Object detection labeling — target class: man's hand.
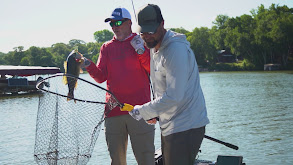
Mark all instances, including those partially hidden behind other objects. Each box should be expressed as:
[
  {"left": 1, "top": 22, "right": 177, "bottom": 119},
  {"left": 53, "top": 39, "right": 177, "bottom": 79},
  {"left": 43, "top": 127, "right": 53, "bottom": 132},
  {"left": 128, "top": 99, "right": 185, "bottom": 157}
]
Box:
[
  {"left": 130, "top": 35, "right": 145, "bottom": 54},
  {"left": 129, "top": 107, "right": 143, "bottom": 121},
  {"left": 75, "top": 52, "right": 91, "bottom": 68},
  {"left": 121, "top": 104, "right": 143, "bottom": 121}
]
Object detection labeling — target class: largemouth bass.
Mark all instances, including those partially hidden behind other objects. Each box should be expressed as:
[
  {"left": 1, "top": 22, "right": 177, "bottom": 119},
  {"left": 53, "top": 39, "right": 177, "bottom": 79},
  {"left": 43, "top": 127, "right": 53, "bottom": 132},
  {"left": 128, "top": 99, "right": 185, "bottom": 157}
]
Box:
[{"left": 63, "top": 50, "right": 83, "bottom": 102}]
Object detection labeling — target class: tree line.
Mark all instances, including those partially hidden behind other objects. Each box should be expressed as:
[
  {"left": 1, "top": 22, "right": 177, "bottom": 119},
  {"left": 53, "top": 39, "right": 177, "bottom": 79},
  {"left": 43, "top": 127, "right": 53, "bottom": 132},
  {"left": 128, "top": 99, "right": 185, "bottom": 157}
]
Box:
[{"left": 0, "top": 4, "right": 292, "bottom": 71}]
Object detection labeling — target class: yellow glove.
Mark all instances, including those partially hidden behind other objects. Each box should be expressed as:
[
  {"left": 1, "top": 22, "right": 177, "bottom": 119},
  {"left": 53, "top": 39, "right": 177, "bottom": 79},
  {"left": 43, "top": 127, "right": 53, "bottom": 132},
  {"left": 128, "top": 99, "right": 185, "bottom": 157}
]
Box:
[{"left": 120, "top": 103, "right": 134, "bottom": 111}]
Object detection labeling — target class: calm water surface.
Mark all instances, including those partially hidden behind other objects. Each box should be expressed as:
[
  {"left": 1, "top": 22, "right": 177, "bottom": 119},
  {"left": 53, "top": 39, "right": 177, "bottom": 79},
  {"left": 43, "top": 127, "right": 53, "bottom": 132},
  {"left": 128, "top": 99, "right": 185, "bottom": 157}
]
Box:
[{"left": 0, "top": 71, "right": 292, "bottom": 165}]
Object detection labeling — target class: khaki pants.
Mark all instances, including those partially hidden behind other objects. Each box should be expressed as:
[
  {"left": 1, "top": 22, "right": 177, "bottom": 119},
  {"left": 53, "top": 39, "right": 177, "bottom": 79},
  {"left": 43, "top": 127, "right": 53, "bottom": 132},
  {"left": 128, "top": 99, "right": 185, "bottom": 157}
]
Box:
[
  {"left": 105, "top": 115, "right": 155, "bottom": 165},
  {"left": 161, "top": 126, "right": 205, "bottom": 165}
]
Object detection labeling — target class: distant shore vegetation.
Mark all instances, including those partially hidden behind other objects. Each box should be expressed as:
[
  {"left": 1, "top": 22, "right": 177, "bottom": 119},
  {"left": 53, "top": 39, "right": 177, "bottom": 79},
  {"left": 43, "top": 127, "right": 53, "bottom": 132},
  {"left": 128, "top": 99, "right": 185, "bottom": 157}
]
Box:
[{"left": 1, "top": 4, "right": 293, "bottom": 72}]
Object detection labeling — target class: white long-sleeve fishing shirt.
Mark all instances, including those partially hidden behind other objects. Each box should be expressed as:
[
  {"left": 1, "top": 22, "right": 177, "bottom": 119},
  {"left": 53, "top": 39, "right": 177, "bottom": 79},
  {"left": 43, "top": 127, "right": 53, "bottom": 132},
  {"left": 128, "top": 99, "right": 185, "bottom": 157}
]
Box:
[{"left": 137, "top": 30, "right": 209, "bottom": 136}]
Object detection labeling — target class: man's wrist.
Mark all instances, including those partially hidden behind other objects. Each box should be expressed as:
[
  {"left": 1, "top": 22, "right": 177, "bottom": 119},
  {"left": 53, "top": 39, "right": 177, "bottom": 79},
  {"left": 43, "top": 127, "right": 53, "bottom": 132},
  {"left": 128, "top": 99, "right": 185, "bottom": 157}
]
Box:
[{"left": 83, "top": 58, "right": 91, "bottom": 67}]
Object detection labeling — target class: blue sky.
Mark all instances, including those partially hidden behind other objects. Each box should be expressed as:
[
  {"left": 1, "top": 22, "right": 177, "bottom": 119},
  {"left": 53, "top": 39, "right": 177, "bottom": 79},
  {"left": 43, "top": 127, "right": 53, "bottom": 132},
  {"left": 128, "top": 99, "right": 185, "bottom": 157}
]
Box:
[{"left": 1, "top": 0, "right": 292, "bottom": 53}]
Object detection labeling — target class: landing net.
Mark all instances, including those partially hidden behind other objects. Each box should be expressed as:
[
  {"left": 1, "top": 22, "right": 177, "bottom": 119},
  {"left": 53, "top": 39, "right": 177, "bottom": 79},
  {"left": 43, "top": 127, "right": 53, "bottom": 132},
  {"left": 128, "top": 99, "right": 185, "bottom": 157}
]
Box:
[{"left": 34, "top": 73, "right": 121, "bottom": 165}]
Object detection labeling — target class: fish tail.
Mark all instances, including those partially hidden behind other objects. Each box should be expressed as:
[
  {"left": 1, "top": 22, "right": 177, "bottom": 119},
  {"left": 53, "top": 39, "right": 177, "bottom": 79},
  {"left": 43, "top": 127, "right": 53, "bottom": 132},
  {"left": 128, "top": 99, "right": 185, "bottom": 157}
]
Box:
[
  {"left": 67, "top": 92, "right": 73, "bottom": 101},
  {"left": 67, "top": 92, "right": 77, "bottom": 103}
]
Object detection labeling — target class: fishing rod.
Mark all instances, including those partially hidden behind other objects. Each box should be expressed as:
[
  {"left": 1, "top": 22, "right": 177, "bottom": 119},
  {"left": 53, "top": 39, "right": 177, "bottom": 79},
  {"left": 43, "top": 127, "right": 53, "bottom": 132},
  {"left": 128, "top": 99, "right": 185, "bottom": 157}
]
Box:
[
  {"left": 130, "top": 0, "right": 137, "bottom": 21},
  {"left": 129, "top": 0, "right": 156, "bottom": 101},
  {"left": 204, "top": 135, "right": 239, "bottom": 150}
]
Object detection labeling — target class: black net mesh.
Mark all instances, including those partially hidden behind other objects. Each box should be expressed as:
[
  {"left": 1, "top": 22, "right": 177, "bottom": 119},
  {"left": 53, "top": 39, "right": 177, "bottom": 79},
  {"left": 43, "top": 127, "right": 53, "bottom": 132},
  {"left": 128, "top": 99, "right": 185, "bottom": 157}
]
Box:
[{"left": 34, "top": 73, "right": 120, "bottom": 165}]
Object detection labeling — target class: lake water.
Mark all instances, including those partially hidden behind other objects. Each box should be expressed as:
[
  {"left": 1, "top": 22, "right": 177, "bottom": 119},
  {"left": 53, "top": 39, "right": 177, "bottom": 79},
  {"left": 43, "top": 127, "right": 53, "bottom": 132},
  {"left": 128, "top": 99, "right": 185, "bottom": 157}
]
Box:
[{"left": 0, "top": 71, "right": 293, "bottom": 165}]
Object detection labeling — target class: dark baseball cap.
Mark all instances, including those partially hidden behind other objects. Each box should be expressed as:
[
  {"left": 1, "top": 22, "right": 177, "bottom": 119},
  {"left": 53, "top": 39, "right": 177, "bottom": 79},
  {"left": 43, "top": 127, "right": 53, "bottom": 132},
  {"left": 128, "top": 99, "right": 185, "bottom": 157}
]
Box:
[{"left": 137, "top": 4, "right": 163, "bottom": 33}]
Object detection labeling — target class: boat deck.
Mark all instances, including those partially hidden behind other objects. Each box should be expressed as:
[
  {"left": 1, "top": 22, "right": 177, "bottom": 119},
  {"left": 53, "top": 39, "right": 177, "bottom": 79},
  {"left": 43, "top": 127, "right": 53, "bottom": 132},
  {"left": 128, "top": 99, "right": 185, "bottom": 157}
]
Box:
[
  {"left": 0, "top": 65, "right": 60, "bottom": 76},
  {"left": 155, "top": 148, "right": 215, "bottom": 165},
  {"left": 0, "top": 65, "right": 60, "bottom": 95}
]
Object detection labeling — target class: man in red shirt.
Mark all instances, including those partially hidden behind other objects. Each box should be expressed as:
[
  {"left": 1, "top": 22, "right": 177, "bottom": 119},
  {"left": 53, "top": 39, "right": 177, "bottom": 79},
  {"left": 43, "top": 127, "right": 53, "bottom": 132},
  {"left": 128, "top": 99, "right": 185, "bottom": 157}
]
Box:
[{"left": 82, "top": 7, "right": 155, "bottom": 165}]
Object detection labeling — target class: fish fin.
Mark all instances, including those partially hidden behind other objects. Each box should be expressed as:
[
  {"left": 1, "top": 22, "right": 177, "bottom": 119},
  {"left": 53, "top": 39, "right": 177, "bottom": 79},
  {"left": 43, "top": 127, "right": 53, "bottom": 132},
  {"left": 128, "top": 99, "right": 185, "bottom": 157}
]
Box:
[
  {"left": 63, "top": 61, "right": 68, "bottom": 85},
  {"left": 63, "top": 75, "right": 68, "bottom": 85},
  {"left": 63, "top": 61, "right": 67, "bottom": 73}
]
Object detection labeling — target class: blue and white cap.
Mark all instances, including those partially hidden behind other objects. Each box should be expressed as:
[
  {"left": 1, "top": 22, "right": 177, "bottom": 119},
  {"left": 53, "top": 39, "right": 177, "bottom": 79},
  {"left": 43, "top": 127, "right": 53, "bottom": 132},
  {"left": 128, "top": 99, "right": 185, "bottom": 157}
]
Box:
[{"left": 104, "top": 8, "right": 132, "bottom": 22}]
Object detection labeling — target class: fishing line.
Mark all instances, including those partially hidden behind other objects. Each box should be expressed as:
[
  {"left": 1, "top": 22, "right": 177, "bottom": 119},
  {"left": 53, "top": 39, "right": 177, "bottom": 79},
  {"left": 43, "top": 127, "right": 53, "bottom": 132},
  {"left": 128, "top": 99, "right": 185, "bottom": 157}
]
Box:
[{"left": 130, "top": 0, "right": 137, "bottom": 22}]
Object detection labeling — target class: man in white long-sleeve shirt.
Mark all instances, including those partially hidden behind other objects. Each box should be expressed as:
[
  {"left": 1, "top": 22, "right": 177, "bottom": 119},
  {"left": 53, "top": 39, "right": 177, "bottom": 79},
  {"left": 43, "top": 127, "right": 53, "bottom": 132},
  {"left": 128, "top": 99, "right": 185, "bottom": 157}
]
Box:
[{"left": 122, "top": 4, "right": 210, "bottom": 165}]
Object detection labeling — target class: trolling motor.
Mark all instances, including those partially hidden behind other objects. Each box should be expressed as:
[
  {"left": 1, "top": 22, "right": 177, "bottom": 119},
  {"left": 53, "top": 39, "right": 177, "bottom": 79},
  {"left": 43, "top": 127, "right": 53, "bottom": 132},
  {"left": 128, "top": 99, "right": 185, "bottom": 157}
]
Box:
[{"left": 154, "top": 135, "right": 245, "bottom": 165}]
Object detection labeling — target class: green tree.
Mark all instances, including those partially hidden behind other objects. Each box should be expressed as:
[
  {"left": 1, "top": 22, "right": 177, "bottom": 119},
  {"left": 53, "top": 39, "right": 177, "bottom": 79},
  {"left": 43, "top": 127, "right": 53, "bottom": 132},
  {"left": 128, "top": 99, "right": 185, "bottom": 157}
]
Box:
[
  {"left": 212, "top": 14, "right": 229, "bottom": 29},
  {"left": 0, "top": 52, "right": 7, "bottom": 65},
  {"left": 224, "top": 15, "right": 257, "bottom": 63},
  {"left": 4, "top": 46, "right": 26, "bottom": 65},
  {"left": 210, "top": 15, "right": 230, "bottom": 50},
  {"left": 253, "top": 4, "right": 278, "bottom": 65},
  {"left": 74, "top": 44, "right": 88, "bottom": 54},
  {"left": 20, "top": 56, "right": 30, "bottom": 66},
  {"left": 49, "top": 43, "right": 71, "bottom": 70},
  {"left": 188, "top": 27, "right": 217, "bottom": 66},
  {"left": 251, "top": 4, "right": 293, "bottom": 67},
  {"left": 267, "top": 5, "right": 293, "bottom": 66},
  {"left": 68, "top": 39, "right": 86, "bottom": 48},
  {"left": 94, "top": 29, "right": 113, "bottom": 43},
  {"left": 28, "top": 46, "right": 54, "bottom": 66},
  {"left": 50, "top": 43, "right": 71, "bottom": 58},
  {"left": 209, "top": 4, "right": 293, "bottom": 69},
  {"left": 86, "top": 42, "right": 102, "bottom": 61},
  {"left": 170, "top": 27, "right": 190, "bottom": 35}
]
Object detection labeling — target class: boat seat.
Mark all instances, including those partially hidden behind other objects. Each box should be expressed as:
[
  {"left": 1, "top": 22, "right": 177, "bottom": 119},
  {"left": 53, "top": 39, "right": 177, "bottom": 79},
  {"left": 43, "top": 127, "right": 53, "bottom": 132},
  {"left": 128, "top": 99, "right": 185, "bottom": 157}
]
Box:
[
  {"left": 216, "top": 155, "right": 244, "bottom": 165},
  {"left": 8, "top": 78, "right": 28, "bottom": 86}
]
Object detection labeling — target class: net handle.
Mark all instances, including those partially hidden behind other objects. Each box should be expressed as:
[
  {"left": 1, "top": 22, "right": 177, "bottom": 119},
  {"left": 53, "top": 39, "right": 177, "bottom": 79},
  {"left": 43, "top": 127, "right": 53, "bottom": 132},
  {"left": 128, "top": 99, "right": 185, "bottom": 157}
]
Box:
[{"left": 36, "top": 73, "right": 124, "bottom": 106}]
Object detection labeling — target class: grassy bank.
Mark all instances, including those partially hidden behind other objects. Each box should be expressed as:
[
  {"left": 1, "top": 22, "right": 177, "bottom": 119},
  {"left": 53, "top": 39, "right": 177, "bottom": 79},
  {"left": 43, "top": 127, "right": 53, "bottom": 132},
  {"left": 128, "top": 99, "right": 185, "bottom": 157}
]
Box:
[{"left": 207, "top": 60, "right": 293, "bottom": 71}]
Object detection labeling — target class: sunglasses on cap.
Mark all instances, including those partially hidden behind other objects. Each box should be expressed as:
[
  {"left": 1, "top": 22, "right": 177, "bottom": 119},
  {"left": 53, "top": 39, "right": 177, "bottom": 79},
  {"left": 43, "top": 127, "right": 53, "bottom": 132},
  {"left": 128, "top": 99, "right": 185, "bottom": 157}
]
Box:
[{"left": 109, "top": 19, "right": 128, "bottom": 27}]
